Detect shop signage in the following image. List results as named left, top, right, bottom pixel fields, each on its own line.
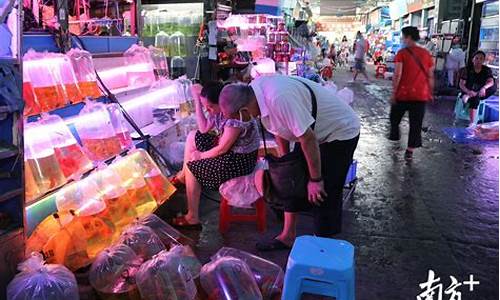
left=390, top=0, right=408, bottom=20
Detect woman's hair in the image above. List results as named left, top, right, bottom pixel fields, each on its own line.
left=200, top=81, right=224, bottom=104
left=401, top=26, right=420, bottom=42
left=219, top=83, right=253, bottom=116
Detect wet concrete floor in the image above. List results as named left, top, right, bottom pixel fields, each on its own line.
left=158, top=66, right=499, bottom=300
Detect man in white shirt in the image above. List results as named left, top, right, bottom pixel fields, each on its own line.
left=219, top=75, right=360, bottom=250
left=350, top=31, right=371, bottom=83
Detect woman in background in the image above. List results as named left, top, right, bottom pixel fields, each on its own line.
left=459, top=50, right=496, bottom=126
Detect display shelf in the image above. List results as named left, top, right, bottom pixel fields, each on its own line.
left=0, top=57, right=17, bottom=64
left=0, top=104, right=22, bottom=114
left=22, top=34, right=139, bottom=55
left=25, top=96, right=109, bottom=122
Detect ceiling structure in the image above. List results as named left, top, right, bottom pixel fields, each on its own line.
left=318, top=0, right=375, bottom=16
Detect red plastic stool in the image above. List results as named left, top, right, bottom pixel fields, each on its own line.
left=219, top=196, right=266, bottom=233
left=375, top=64, right=386, bottom=78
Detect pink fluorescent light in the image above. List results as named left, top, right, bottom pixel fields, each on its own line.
left=97, top=65, right=130, bottom=78
left=122, top=85, right=181, bottom=110
left=97, top=63, right=154, bottom=77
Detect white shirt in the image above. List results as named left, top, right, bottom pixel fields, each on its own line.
left=445, top=47, right=466, bottom=70
left=354, top=38, right=366, bottom=59
left=250, top=75, right=360, bottom=144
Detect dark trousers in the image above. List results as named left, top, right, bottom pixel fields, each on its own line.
left=313, top=134, right=359, bottom=236
left=389, top=101, right=426, bottom=148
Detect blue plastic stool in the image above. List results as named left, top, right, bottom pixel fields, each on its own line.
left=282, top=235, right=355, bottom=300
left=344, top=159, right=357, bottom=187
left=477, top=98, right=500, bottom=123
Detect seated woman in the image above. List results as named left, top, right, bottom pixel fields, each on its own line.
left=172, top=83, right=260, bottom=229
left=171, top=81, right=226, bottom=186
left=459, top=50, right=497, bottom=126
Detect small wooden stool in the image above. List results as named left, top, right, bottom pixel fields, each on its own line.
left=219, top=196, right=266, bottom=234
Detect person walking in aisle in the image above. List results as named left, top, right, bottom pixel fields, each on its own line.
left=218, top=75, right=360, bottom=251
left=349, top=31, right=371, bottom=83
left=445, top=36, right=466, bottom=87
left=389, top=26, right=434, bottom=161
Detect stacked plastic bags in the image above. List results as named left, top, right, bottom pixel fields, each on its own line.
left=211, top=247, right=284, bottom=299
left=201, top=248, right=284, bottom=300
left=26, top=150, right=176, bottom=271
left=136, top=250, right=197, bottom=300
left=24, top=101, right=136, bottom=202
left=17, top=214, right=285, bottom=300
left=89, top=215, right=199, bottom=299
left=23, top=49, right=102, bottom=117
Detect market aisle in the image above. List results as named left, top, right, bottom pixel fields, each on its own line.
left=158, top=66, right=499, bottom=300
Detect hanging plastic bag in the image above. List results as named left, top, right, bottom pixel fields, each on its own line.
left=75, top=100, right=122, bottom=161
left=336, top=87, right=354, bottom=105
left=137, top=214, right=193, bottom=248
left=89, top=244, right=142, bottom=296
left=40, top=113, right=93, bottom=180
left=66, top=48, right=102, bottom=99
left=40, top=213, right=91, bottom=271
left=23, top=49, right=68, bottom=112
left=168, top=245, right=202, bottom=279
left=25, top=211, right=75, bottom=257
left=24, top=120, right=67, bottom=198
left=212, top=247, right=284, bottom=299
left=124, top=44, right=156, bottom=87
left=200, top=256, right=263, bottom=300
left=7, top=253, right=79, bottom=300
left=94, top=164, right=138, bottom=236
left=118, top=224, right=165, bottom=260
left=26, top=210, right=91, bottom=271
left=136, top=250, right=197, bottom=300
left=111, top=153, right=158, bottom=217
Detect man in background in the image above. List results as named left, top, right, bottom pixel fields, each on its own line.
left=350, top=31, right=371, bottom=83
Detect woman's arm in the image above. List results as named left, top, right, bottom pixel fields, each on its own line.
left=479, top=78, right=495, bottom=97
left=459, top=79, right=477, bottom=97
left=200, top=126, right=242, bottom=159
left=191, top=84, right=212, bottom=133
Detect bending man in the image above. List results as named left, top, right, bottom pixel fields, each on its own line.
left=219, top=75, right=360, bottom=250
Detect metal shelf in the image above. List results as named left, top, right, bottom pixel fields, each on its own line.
left=0, top=188, right=22, bottom=204
left=0, top=226, right=23, bottom=240
left=0, top=143, right=18, bottom=160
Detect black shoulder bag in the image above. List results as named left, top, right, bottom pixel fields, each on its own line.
left=260, top=78, right=317, bottom=213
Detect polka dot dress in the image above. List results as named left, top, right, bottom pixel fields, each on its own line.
left=188, top=131, right=258, bottom=191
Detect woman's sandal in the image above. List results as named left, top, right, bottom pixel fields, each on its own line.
left=171, top=215, right=202, bottom=230
left=256, top=238, right=292, bottom=252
